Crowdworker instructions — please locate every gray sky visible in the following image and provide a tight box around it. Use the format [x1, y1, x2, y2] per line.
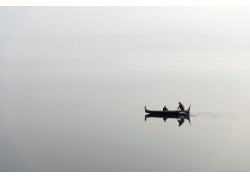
[1, 7, 250, 65]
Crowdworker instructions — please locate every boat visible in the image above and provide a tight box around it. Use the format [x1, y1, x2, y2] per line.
[145, 104, 191, 116]
[144, 104, 191, 126]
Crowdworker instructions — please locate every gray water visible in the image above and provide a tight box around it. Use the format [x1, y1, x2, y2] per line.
[1, 7, 250, 172]
[1, 62, 250, 171]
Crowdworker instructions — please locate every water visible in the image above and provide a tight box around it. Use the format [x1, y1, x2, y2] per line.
[1, 61, 250, 171]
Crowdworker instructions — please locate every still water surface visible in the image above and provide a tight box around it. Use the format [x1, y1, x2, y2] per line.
[1, 61, 250, 171]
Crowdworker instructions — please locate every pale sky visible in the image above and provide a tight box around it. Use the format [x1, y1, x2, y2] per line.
[1, 7, 250, 65]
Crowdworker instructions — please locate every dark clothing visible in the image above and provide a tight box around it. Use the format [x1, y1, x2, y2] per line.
[177, 102, 185, 111]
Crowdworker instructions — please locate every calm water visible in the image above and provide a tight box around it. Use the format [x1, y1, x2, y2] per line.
[1, 61, 250, 171]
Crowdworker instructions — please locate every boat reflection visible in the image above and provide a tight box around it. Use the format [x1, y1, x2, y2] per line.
[145, 114, 191, 127]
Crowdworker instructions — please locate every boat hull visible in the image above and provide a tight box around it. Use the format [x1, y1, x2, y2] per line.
[144, 105, 191, 126]
[145, 105, 191, 116]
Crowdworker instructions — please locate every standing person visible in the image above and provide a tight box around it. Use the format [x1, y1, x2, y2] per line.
[177, 102, 185, 111]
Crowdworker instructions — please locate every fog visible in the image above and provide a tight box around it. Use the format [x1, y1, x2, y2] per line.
[1, 7, 250, 172]
[1, 7, 250, 65]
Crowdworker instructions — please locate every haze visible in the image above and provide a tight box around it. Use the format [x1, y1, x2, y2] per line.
[1, 7, 250, 65]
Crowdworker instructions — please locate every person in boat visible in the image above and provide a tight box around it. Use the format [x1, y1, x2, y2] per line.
[163, 105, 168, 111]
[177, 102, 185, 111]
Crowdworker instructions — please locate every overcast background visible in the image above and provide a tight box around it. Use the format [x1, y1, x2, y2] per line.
[1, 7, 250, 66]
[1, 7, 250, 172]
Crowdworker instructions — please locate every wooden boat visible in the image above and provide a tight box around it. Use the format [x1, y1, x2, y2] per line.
[145, 104, 191, 116]
[145, 105, 191, 126]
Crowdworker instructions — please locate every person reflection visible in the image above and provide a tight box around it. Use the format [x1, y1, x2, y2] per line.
[177, 118, 185, 127]
[176, 117, 191, 127]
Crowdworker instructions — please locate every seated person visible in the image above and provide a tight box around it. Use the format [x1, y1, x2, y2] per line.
[163, 105, 168, 111]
